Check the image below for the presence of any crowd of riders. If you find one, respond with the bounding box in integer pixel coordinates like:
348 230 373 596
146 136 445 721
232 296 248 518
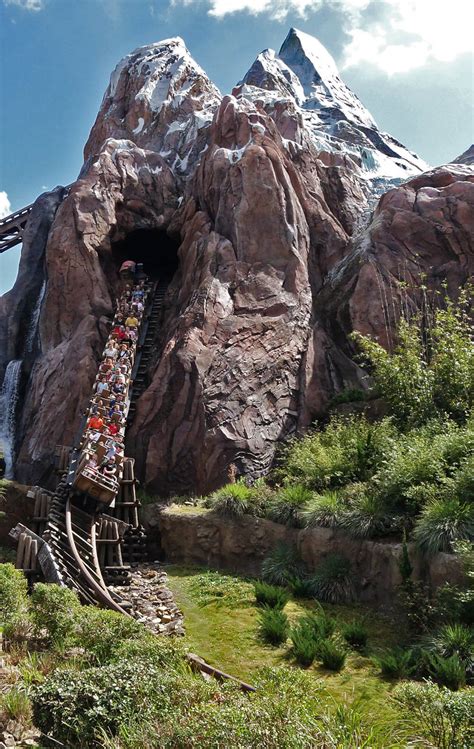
73 266 149 494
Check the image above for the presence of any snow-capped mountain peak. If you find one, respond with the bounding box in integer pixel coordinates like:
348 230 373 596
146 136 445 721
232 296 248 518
238 28 429 193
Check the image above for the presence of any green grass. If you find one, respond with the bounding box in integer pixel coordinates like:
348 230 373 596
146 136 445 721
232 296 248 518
165 564 404 719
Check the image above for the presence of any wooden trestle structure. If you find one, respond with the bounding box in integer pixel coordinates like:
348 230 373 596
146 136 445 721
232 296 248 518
10 274 164 614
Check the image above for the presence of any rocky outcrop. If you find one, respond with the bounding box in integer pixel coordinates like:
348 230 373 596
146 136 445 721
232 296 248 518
1 32 473 494
452 144 474 166
148 506 464 605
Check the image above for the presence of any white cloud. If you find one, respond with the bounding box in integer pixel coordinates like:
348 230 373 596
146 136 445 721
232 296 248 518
0 191 12 219
3 0 44 10
172 0 473 74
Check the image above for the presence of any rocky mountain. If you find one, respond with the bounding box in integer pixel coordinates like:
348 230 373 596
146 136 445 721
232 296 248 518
236 28 429 197
452 144 474 166
1 30 472 494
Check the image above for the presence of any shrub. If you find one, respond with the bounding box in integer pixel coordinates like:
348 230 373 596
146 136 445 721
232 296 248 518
261 543 305 586
205 479 257 517
298 609 336 641
254 581 289 610
31 583 81 648
427 623 474 663
426 653 467 691
413 497 474 555
373 648 416 679
257 606 289 646
342 620 368 650
76 608 145 664
317 639 347 671
268 483 313 527
288 576 313 598
340 488 397 538
302 490 345 528
110 634 185 669
0 563 31 641
308 554 353 603
31 659 174 747
0 686 32 727
394 680 474 749
290 623 320 667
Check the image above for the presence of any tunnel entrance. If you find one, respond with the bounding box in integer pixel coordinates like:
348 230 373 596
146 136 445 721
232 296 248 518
112 229 180 281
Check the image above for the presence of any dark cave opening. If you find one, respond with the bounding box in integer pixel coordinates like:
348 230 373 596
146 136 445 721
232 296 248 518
112 229 180 281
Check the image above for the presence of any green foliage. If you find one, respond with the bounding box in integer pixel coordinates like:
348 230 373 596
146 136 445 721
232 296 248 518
302 490 345 528
205 479 256 517
297 609 337 641
329 388 368 406
257 606 289 646
394 680 474 749
279 416 395 491
187 570 253 608
75 608 145 664
413 497 474 554
339 488 398 538
426 653 467 691
254 581 289 609
353 287 474 427
261 543 305 586
398 536 413 583
288 575 314 598
398 579 437 634
427 623 474 663
0 563 31 639
373 648 417 679
31 583 81 648
289 622 320 667
317 639 347 671
308 554 354 603
342 620 368 650
268 483 313 527
0 685 32 727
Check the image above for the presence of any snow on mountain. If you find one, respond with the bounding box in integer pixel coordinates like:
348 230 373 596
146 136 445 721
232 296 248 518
85 37 221 178
237 28 429 194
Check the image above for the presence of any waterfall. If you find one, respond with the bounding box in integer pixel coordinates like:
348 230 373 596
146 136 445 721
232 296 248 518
25 280 46 353
0 360 22 479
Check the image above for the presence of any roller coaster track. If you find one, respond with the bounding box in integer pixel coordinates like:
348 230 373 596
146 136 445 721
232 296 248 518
0 185 72 253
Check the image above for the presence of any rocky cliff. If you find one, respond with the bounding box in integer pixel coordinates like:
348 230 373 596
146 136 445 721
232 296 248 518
1 30 473 494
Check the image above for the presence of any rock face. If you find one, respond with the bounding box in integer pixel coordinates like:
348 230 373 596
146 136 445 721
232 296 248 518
452 144 474 166
150 506 464 604
1 31 473 494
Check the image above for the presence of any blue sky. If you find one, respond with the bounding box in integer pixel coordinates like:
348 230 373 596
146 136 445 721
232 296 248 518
1 0 473 293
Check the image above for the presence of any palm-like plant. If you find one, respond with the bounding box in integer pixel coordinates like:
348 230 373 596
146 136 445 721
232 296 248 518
308 554 354 604
261 544 305 586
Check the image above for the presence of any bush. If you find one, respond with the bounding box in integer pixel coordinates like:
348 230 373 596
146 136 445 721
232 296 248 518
427 623 474 663
31 659 174 746
340 488 398 538
426 653 467 691
0 563 31 640
31 583 81 648
76 608 145 664
205 480 256 517
353 287 474 427
373 648 416 679
342 620 368 650
290 623 320 667
279 416 394 491
297 609 336 641
288 576 313 598
0 685 32 727
257 606 289 646
301 490 344 528
394 680 474 749
317 639 346 671
254 581 289 610
261 543 305 586
308 554 353 603
268 483 313 527
413 497 474 555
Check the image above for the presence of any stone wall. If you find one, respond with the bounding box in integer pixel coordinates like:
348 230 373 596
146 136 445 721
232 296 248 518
146 505 464 605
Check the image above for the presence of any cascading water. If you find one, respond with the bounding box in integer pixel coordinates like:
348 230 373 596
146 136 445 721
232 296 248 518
25 280 46 353
0 359 22 478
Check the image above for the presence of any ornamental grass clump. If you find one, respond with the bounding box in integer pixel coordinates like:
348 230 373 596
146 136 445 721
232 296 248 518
268 483 314 527
254 581 289 610
413 497 474 555
257 606 289 646
317 639 347 672
342 619 369 651
205 480 256 517
373 647 417 679
261 543 306 586
426 622 474 664
308 553 354 603
301 490 345 528
290 623 320 667
426 653 467 691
